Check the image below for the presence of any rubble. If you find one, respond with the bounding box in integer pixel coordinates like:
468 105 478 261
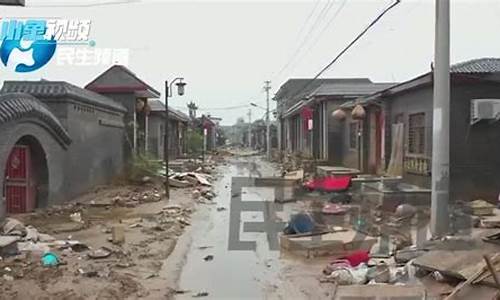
324 262 368 285
2 218 26 236
169 177 192 188
88 247 112 259
0 151 220 299
465 200 495 216
0 236 19 257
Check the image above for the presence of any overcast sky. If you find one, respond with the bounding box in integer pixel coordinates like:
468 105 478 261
1 0 500 125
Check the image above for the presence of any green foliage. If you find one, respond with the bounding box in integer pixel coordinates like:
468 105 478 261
186 129 203 155
127 153 163 182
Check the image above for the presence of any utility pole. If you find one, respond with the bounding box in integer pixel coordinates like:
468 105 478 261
264 80 272 160
430 0 450 237
247 109 252 149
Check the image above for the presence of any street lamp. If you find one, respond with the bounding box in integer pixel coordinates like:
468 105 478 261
164 78 186 199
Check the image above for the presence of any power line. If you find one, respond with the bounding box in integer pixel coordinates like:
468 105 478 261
276 0 348 84
293 0 322 42
291 0 401 98
298 0 348 65
272 0 336 81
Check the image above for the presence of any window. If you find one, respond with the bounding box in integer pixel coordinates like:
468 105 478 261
408 113 425 154
349 122 358 149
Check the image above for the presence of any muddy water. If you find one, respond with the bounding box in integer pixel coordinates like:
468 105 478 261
176 157 293 299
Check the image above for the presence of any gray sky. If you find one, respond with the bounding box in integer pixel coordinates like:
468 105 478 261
1 0 500 125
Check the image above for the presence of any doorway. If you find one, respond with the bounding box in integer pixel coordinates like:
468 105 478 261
4 136 49 214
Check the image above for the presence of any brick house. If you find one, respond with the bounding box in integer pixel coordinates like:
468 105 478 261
85 65 161 157
0 80 126 217
339 58 500 202
275 78 395 163
147 100 189 159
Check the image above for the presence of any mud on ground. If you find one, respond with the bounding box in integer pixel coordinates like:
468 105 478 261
0 183 203 300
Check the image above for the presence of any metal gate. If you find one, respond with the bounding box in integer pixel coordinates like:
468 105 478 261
4 145 35 214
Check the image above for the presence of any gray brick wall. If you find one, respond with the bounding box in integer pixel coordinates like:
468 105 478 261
0 95 125 219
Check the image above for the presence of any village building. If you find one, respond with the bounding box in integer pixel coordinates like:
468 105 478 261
0 66 194 219
275 78 395 163
338 57 500 202
85 65 161 156
250 119 278 150
147 100 189 159
0 81 126 217
196 114 220 151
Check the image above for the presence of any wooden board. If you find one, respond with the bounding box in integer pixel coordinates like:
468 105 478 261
413 250 490 280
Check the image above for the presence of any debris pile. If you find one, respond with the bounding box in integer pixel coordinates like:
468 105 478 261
297 196 500 299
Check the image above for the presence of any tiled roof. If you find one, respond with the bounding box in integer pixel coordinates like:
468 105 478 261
275 78 374 114
309 82 397 97
85 65 161 98
0 93 72 147
451 58 500 73
1 81 126 112
274 78 372 101
343 58 500 109
149 100 189 122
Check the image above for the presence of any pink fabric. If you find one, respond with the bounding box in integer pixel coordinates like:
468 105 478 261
342 250 370 267
304 176 352 192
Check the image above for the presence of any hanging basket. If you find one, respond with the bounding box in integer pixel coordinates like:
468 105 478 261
143 104 151 116
136 99 145 112
351 104 366 120
332 109 346 121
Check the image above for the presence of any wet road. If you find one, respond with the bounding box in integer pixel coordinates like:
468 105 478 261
176 156 293 299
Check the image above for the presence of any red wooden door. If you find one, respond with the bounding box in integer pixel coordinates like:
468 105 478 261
4 145 35 214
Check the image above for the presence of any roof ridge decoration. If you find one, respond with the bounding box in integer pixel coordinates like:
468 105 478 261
450 57 500 73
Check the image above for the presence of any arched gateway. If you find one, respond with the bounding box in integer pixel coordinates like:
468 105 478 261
0 93 71 215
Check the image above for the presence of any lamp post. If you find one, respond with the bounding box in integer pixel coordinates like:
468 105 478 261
164 78 186 199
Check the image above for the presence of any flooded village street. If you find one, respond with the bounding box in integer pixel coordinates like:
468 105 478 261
3 1 500 299
166 155 333 299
